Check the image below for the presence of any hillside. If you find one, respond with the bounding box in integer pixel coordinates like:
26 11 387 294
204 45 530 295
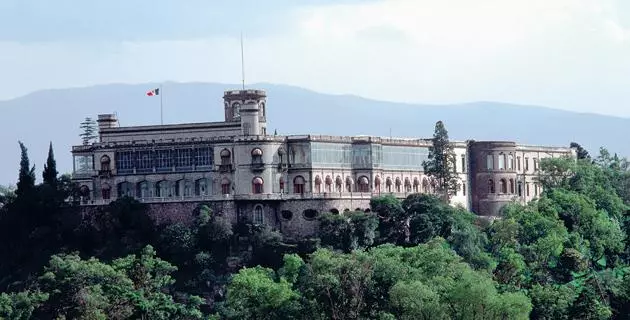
0 82 627 184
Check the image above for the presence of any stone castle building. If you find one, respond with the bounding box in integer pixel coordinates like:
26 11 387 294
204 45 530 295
71 89 575 237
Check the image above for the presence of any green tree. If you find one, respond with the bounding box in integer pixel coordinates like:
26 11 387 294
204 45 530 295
422 121 460 201
42 141 58 186
15 141 36 198
0 291 48 320
570 142 591 160
79 117 98 145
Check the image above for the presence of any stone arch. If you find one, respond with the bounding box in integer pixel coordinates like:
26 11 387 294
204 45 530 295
293 175 305 194
413 177 420 192
253 204 264 224
118 181 134 198
137 180 151 198
330 208 340 214
221 177 231 195
488 179 495 194
422 178 429 193
404 177 411 192
325 175 333 192
395 177 402 192
345 176 354 192
500 179 507 194
358 176 370 192
101 183 111 200
315 175 322 193
251 148 263 164
252 176 264 194
374 175 382 192
509 178 515 194
335 176 343 192
386 177 393 192
220 148 231 165
195 178 210 196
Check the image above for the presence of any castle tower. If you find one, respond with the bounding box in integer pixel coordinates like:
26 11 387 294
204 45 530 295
223 89 267 136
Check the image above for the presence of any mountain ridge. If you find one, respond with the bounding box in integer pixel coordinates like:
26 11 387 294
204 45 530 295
0 82 626 184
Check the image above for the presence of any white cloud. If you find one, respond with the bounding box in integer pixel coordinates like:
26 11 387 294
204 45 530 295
1 0 630 116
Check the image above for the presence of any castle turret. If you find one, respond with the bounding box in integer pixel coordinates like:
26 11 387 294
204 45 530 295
97 114 119 131
223 89 267 136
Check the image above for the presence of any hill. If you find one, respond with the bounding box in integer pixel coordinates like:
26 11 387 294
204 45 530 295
0 82 627 184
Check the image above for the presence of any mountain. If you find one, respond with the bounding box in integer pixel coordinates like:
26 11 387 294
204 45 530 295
0 82 627 185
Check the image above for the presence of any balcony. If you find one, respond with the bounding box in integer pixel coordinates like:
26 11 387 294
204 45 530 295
219 164 233 173
250 162 265 172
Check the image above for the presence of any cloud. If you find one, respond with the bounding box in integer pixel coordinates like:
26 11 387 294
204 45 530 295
1 0 630 117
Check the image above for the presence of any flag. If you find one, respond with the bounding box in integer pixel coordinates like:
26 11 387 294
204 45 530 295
146 88 160 96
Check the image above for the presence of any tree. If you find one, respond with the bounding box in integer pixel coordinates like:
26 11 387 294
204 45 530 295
42 142 58 186
79 117 98 145
570 142 591 160
15 141 36 198
423 121 460 201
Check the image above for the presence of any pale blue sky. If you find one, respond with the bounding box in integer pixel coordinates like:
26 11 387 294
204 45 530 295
1 0 630 116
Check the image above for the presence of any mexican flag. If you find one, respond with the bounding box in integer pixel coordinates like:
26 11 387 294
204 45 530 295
146 88 160 96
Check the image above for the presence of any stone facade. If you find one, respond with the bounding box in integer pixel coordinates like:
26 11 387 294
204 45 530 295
71 88 576 237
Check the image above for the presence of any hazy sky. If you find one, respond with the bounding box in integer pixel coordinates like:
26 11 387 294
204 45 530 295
1 0 630 116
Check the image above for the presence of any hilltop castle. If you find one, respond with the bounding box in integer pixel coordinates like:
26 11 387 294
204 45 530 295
70 88 575 238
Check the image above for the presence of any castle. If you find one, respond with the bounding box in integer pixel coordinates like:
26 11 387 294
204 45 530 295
70 88 575 237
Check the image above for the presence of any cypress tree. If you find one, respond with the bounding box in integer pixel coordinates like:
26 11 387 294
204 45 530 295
43 142 58 186
16 141 36 198
423 121 460 201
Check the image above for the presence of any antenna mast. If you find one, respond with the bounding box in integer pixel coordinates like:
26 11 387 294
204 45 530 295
240 31 245 90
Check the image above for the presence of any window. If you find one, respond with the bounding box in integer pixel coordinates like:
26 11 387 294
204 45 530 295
498 154 505 170
254 205 264 224
118 182 134 198
315 175 322 193
374 176 381 193
486 154 494 170
196 147 213 167
303 209 318 220
137 181 151 198
462 183 466 196
252 177 264 194
386 177 393 193
115 151 134 173
243 122 250 135
220 149 231 165
136 150 153 173
461 155 466 173
100 155 111 171
156 180 173 197
395 178 402 193
251 148 263 164
422 178 429 193
358 176 370 193
533 158 538 171
79 185 91 202
508 154 514 170
526 183 530 196
525 157 529 171
518 182 523 196
413 178 420 193
101 183 111 200
196 178 209 196
517 156 521 171
176 149 193 169
221 178 231 195
294 176 305 194
156 150 173 172
325 176 333 192
279 177 285 193
534 183 538 196
345 177 353 192
509 179 515 194
488 179 495 193
500 179 507 194
335 176 343 192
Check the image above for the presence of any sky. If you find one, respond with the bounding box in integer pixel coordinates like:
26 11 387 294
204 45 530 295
1 0 630 116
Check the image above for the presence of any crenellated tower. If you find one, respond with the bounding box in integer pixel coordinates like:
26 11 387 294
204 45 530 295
223 89 267 136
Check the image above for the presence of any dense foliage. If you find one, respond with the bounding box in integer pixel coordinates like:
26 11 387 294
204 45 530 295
3 141 630 319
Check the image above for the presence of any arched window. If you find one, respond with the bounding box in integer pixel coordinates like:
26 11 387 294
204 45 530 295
221 178 231 195
374 176 381 193
335 176 343 192
508 154 514 170
395 177 402 192
220 149 231 165
251 148 263 164
254 204 264 224
118 182 134 198
155 180 172 198
500 179 507 194
509 179 515 194
517 181 523 197
252 177 264 194
79 185 91 203
422 178 429 193
101 183 111 200
413 178 420 192
488 179 495 194
330 208 340 214
315 175 322 193
100 155 111 171
345 176 353 192
175 179 192 197
137 181 151 198
358 176 369 193
325 175 333 192
404 178 411 192
294 176 305 194
279 177 285 193
386 177 393 193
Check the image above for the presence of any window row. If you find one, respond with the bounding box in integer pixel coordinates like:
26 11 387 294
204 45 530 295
113 147 214 172
94 178 232 200
487 178 540 197
486 154 539 172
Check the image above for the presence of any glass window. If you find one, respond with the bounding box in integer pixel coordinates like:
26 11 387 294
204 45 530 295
115 151 134 173
498 154 505 170
461 155 466 173
254 205 264 224
508 154 514 169
352 144 372 168
156 150 173 172
311 143 352 168
381 146 429 170
176 149 193 169
136 150 153 173
74 155 94 173
196 147 213 167
486 154 494 170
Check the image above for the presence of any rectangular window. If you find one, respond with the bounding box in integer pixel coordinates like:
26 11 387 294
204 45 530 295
526 183 530 196
462 183 466 196
525 157 529 171
461 155 466 173
136 150 153 173
535 184 539 196
508 154 513 170
498 154 505 170
486 154 494 170
74 155 95 173
195 147 213 167
533 158 538 171
517 156 521 171
115 151 134 174
176 149 193 169
156 149 173 172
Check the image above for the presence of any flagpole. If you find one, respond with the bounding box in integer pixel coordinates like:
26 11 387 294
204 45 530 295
240 31 245 90
160 84 163 125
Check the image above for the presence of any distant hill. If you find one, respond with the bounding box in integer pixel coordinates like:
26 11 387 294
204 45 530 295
0 82 627 184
